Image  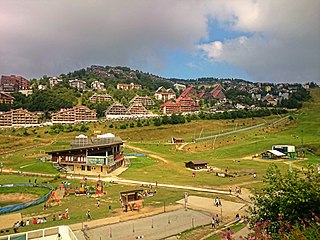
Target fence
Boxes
[0,184,53,215]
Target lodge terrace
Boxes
[46,133,124,175]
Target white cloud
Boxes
[199,0,320,83]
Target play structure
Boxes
[46,184,66,206]
[67,179,105,196]
[120,190,144,212]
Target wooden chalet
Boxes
[185,160,208,170]
[47,134,124,175]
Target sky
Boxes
[1,0,319,83]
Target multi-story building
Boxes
[160,96,200,115]
[154,87,176,101]
[129,96,154,106]
[127,103,149,115]
[105,102,128,115]
[47,133,124,175]
[51,106,97,124]
[179,85,198,99]
[69,79,86,90]
[174,83,186,92]
[0,108,39,128]
[89,94,113,103]
[91,81,105,90]
[116,83,141,90]
[49,77,63,88]
[0,92,14,105]
[0,75,30,92]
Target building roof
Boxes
[267,150,286,157]
[185,160,209,165]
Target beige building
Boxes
[89,94,113,103]
[0,108,39,128]
[51,106,97,124]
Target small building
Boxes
[120,190,144,212]
[272,145,295,159]
[262,150,286,159]
[0,75,30,92]
[185,160,208,170]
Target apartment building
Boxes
[51,106,97,124]
[0,75,30,92]
[116,83,141,90]
[0,92,14,105]
[91,81,105,90]
[105,102,128,115]
[0,108,39,128]
[127,103,149,115]
[69,79,86,90]
[129,96,154,106]
[154,87,176,101]
[49,77,63,88]
[89,94,113,103]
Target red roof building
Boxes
[0,75,30,92]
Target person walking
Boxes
[87,209,91,221]
[215,197,219,207]
[211,216,216,228]
[57,233,62,240]
[97,200,100,208]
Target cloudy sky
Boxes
[1,0,319,83]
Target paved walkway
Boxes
[74,208,212,240]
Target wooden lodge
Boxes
[185,160,208,170]
[46,134,124,175]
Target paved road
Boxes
[74,208,212,240]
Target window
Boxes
[87,166,91,171]
[81,165,85,171]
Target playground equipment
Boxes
[46,184,65,206]
[120,190,144,212]
[96,179,104,195]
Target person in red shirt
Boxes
[61,214,67,220]
[33,218,37,224]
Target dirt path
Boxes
[124,144,168,164]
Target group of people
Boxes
[229,186,241,196]
[211,214,220,228]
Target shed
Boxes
[120,190,144,212]
[262,150,286,159]
[272,145,295,159]
[185,160,208,170]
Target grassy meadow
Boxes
[0,88,319,234]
